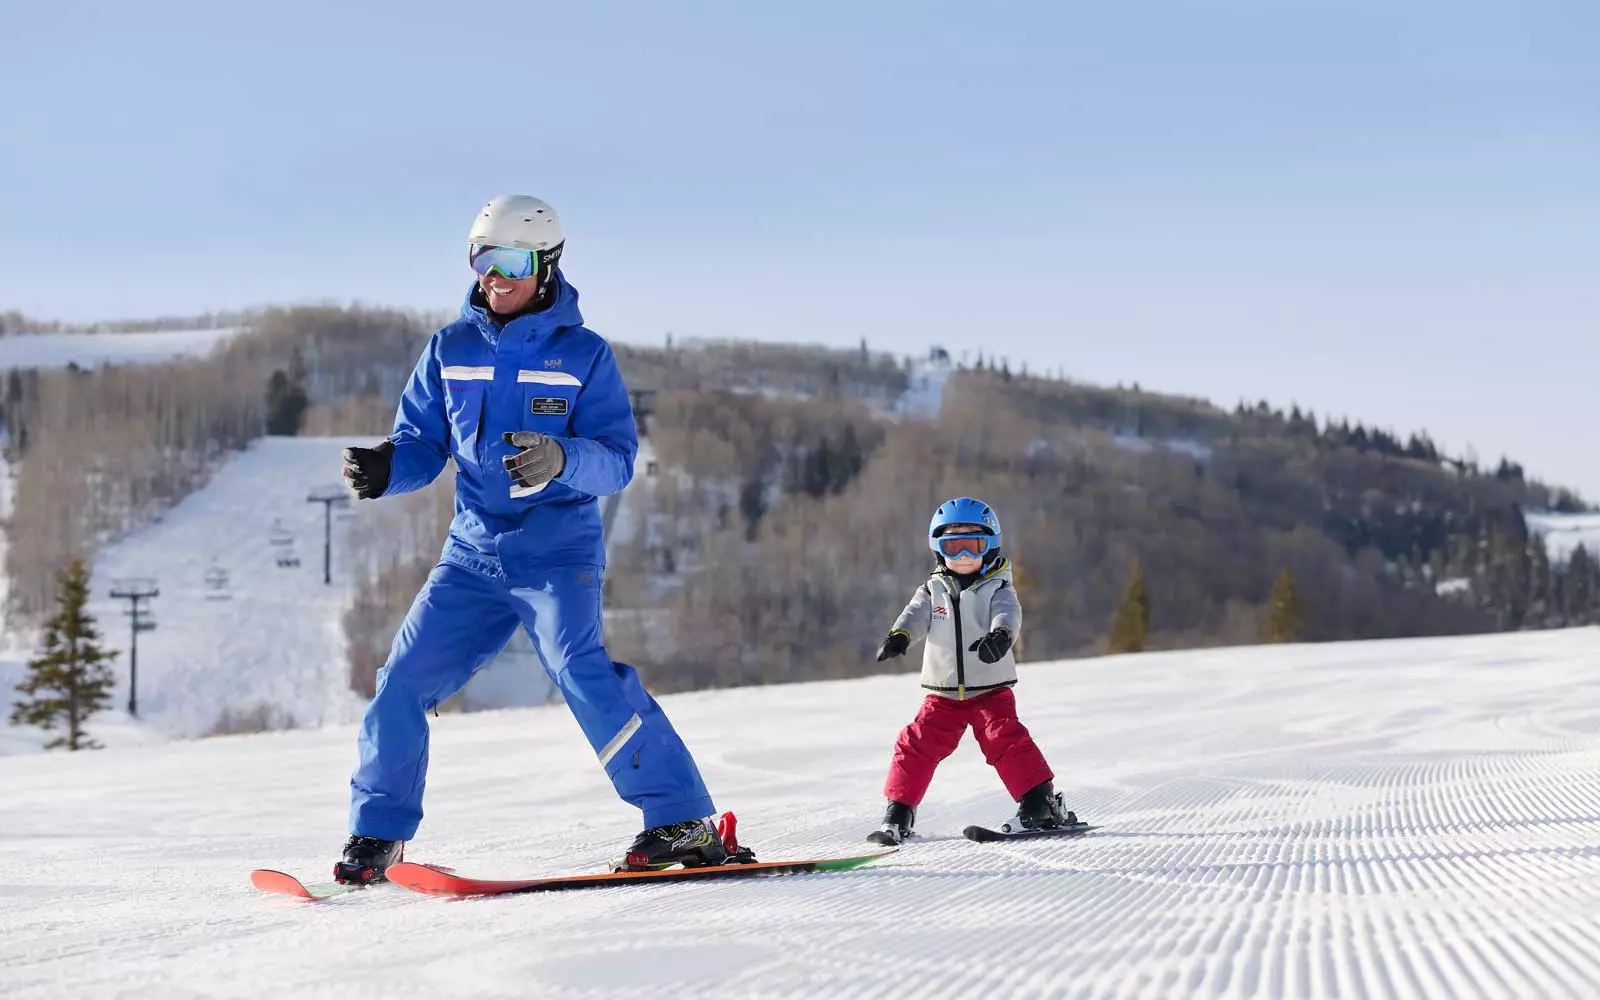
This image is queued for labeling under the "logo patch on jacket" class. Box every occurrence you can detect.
[932,605,949,619]
[544,358,564,368]
[531,397,570,416]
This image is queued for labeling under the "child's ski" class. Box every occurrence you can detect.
[384,850,895,898]
[962,821,1096,843]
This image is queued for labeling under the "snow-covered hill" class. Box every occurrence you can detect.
[0,438,372,753]
[892,352,952,419]
[3,627,1599,999]
[0,429,671,753]
[0,329,240,369]
[1526,511,1600,564]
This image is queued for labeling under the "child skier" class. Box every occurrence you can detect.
[869,497,1077,844]
[335,195,727,883]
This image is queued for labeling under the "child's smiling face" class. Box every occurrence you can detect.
[941,522,990,574]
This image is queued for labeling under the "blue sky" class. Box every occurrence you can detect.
[2,0,1596,497]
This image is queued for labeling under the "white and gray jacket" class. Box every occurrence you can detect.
[891,561,1021,700]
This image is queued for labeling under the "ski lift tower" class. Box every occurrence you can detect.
[629,388,656,439]
[307,485,351,585]
[109,577,159,717]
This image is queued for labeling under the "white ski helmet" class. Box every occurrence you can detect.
[468,194,565,284]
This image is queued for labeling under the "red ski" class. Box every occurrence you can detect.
[249,863,453,901]
[249,869,366,901]
[385,849,894,898]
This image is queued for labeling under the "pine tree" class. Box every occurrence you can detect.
[1106,559,1150,653]
[264,369,309,436]
[1260,567,1304,643]
[1011,561,1031,660]
[10,560,118,751]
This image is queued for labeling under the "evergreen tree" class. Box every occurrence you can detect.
[1010,561,1032,660]
[264,369,309,436]
[1106,560,1150,653]
[1566,545,1596,622]
[799,437,835,498]
[9,560,118,751]
[739,478,767,542]
[1525,534,1553,628]
[832,424,865,492]
[1260,567,1304,643]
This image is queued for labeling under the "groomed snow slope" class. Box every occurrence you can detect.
[2,438,372,752]
[5,628,1600,999]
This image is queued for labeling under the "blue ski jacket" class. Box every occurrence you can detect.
[383,272,637,579]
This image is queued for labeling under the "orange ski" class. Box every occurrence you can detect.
[385,850,895,898]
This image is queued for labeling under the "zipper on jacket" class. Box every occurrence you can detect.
[950,582,967,701]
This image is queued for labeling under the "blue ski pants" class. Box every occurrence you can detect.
[349,561,714,840]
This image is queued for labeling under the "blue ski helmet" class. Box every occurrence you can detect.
[927,497,1002,552]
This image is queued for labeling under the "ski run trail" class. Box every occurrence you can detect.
[3,628,1599,999]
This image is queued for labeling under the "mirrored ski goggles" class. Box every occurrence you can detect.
[936,532,996,558]
[469,243,537,280]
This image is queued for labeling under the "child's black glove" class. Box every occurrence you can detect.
[876,631,910,661]
[968,627,1013,664]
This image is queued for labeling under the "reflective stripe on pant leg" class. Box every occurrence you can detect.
[350,563,521,841]
[597,713,643,767]
[511,567,714,827]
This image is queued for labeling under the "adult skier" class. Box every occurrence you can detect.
[335,195,723,883]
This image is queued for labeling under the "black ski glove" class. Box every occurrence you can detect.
[342,440,394,499]
[968,627,1013,664]
[876,631,910,662]
[503,432,567,491]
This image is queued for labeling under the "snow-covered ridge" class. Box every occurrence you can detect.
[3,627,1599,998]
[1526,510,1600,563]
[1110,430,1214,461]
[0,328,241,369]
[891,353,952,420]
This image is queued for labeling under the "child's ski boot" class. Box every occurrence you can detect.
[867,800,916,846]
[1017,781,1078,830]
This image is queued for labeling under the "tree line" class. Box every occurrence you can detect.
[4,310,1592,740]
[0,309,247,335]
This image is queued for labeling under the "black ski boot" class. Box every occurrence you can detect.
[620,816,730,871]
[868,800,916,846]
[1017,781,1078,830]
[334,835,404,885]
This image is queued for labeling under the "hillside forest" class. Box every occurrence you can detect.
[1,307,1594,702]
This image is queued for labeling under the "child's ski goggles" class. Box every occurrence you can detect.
[469,243,537,280]
[936,532,996,558]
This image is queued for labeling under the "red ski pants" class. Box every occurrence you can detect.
[883,687,1053,806]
